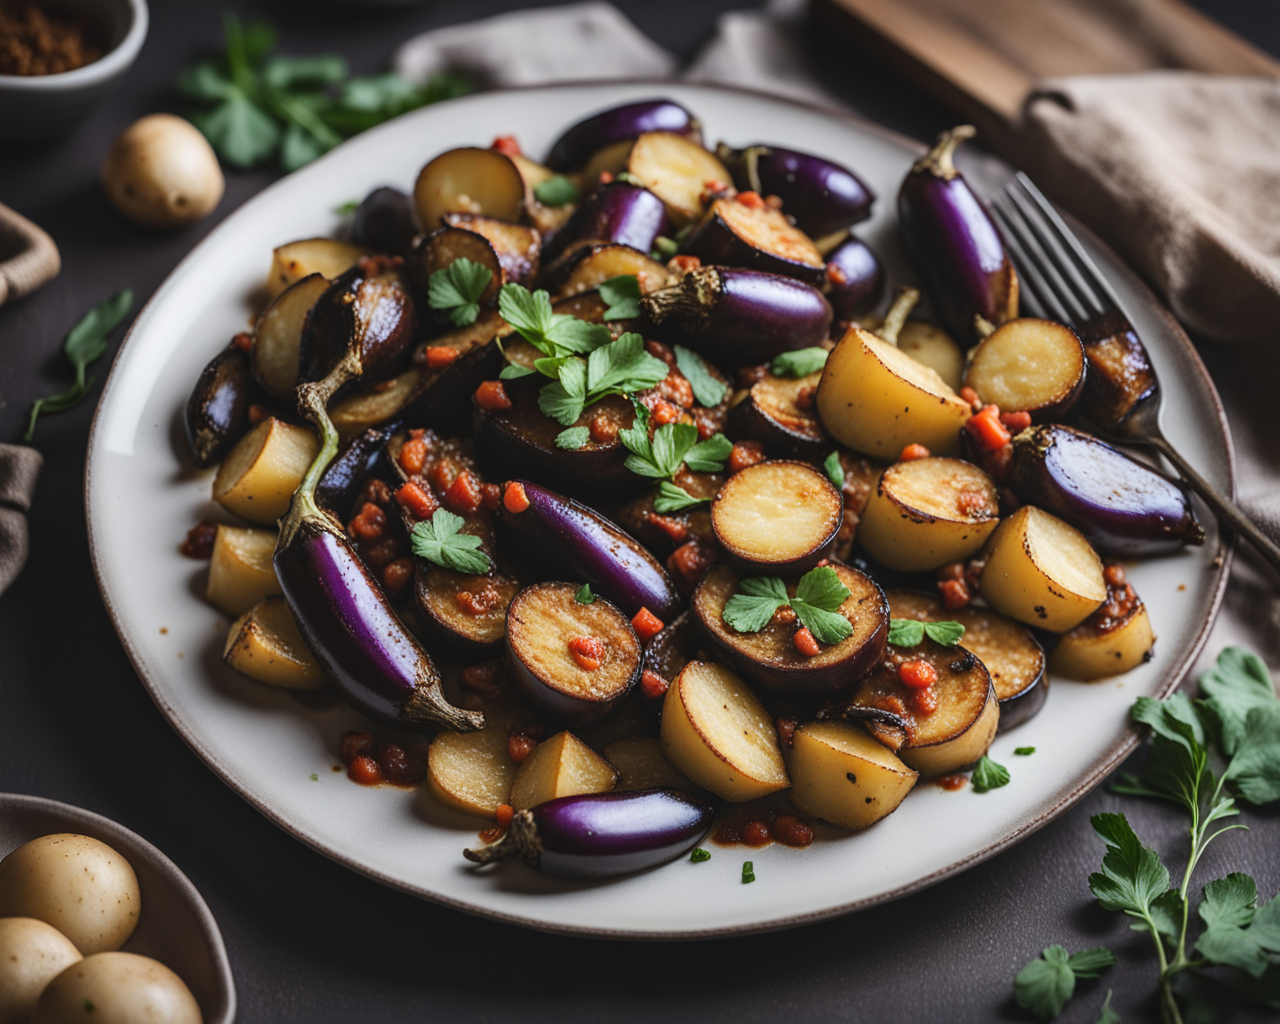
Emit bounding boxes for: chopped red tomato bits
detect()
[898,659,938,690]
[395,480,438,521]
[348,502,387,541]
[479,482,502,511]
[645,512,689,545]
[650,399,680,425]
[398,436,428,475]
[826,263,849,287]
[999,409,1032,432]
[959,386,981,409]
[490,134,521,156]
[598,170,614,185]
[965,404,1012,453]
[180,521,218,559]
[495,804,515,829]
[444,469,482,514]
[641,670,670,701]
[382,558,413,595]
[735,190,766,209]
[793,627,821,658]
[900,443,931,462]
[631,607,664,642]
[503,481,530,514]
[340,731,375,765]
[667,541,715,589]
[568,635,605,671]
[424,346,459,370]
[670,254,701,273]
[727,440,766,474]
[230,331,253,353]
[348,755,383,786]
[938,577,971,609]
[508,733,537,763]
[474,380,512,411]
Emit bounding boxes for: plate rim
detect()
[84,80,1235,940]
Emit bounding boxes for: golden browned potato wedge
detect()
[252,273,329,398]
[857,457,999,571]
[964,318,1085,421]
[329,367,425,441]
[980,505,1106,632]
[660,661,789,802]
[212,417,319,525]
[1050,569,1155,679]
[602,736,699,793]
[206,524,281,616]
[223,597,325,690]
[815,326,972,458]
[790,720,918,829]
[427,711,517,819]
[509,731,618,810]
[858,316,964,393]
[267,238,367,299]
[626,131,731,225]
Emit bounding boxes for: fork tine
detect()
[1004,185,1107,319]
[989,201,1058,321]
[991,194,1086,324]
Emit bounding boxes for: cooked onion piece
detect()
[887,590,1046,731]
[816,326,972,458]
[505,582,641,727]
[252,272,328,398]
[267,238,367,299]
[223,596,326,690]
[660,660,789,802]
[693,562,887,702]
[726,370,829,462]
[428,711,517,819]
[603,736,700,793]
[857,457,999,571]
[790,720,918,829]
[509,731,618,810]
[414,147,526,231]
[980,506,1107,632]
[964,318,1085,420]
[1050,572,1155,680]
[206,524,281,617]
[626,131,731,225]
[710,460,842,575]
[212,417,319,525]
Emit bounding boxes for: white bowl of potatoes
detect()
[0,794,234,1024]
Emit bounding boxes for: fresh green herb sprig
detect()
[533,175,579,207]
[410,509,491,574]
[722,566,853,645]
[177,13,470,171]
[771,347,829,378]
[574,584,594,604]
[674,345,728,407]
[25,289,134,441]
[428,256,492,327]
[823,450,844,489]
[619,403,732,512]
[598,275,641,320]
[971,755,1010,793]
[1016,645,1280,1022]
[1015,946,1117,1021]
[887,618,965,647]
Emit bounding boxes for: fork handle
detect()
[1149,434,1280,576]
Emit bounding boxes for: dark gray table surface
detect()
[2,2,1278,1021]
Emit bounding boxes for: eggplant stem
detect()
[913,125,976,180]
[874,286,921,347]
[973,314,997,340]
[642,267,719,331]
[463,811,542,868]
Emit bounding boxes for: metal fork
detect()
[989,172,1280,575]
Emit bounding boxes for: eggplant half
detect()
[1074,311,1160,432]
[641,610,706,705]
[407,220,539,318]
[351,186,417,256]
[726,369,829,462]
[615,470,721,558]
[315,423,398,519]
[682,197,826,285]
[464,788,713,877]
[824,235,885,325]
[642,267,833,365]
[543,181,671,262]
[715,143,874,237]
[1008,424,1203,556]
[185,344,260,469]
[545,98,701,172]
[541,243,668,300]
[693,561,888,702]
[505,581,642,726]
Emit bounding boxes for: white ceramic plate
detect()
[87,82,1232,938]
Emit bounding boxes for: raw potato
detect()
[32,952,200,1024]
[427,713,517,819]
[206,525,281,617]
[0,918,83,1024]
[602,736,698,793]
[101,114,223,228]
[790,721,918,829]
[857,457,999,571]
[212,417,319,525]
[627,131,731,225]
[1050,602,1155,680]
[963,318,1085,420]
[267,238,367,299]
[0,836,139,956]
[509,732,618,809]
[223,597,326,690]
[816,326,972,458]
[980,506,1106,632]
[252,273,328,398]
[660,661,789,802]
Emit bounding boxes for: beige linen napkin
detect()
[0,444,42,596]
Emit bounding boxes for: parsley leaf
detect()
[1198,646,1278,757]
[428,256,493,327]
[794,566,849,611]
[1194,874,1278,977]
[26,289,134,441]
[924,621,965,646]
[653,480,709,514]
[771,347,829,378]
[674,345,728,407]
[823,450,844,489]
[887,619,925,647]
[586,333,667,393]
[1014,945,1116,1022]
[1095,990,1120,1024]
[1222,704,1280,805]
[971,755,1010,793]
[722,568,852,645]
[690,847,711,863]
[575,584,594,604]
[651,236,679,260]
[410,509,491,575]
[599,275,642,320]
[556,426,590,450]
[1015,746,1037,756]
[1088,813,1171,929]
[498,285,559,353]
[533,175,580,207]
[684,433,733,473]
[722,577,790,634]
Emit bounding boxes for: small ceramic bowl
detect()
[0,793,235,1024]
[0,0,149,146]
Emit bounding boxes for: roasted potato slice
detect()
[223,597,325,689]
[414,147,526,231]
[427,710,517,819]
[252,273,329,398]
[790,720,918,829]
[509,731,618,809]
[626,131,731,226]
[212,417,319,525]
[206,524,281,617]
[267,238,367,299]
[964,318,1085,421]
[1049,569,1155,680]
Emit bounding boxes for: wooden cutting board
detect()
[810,0,1280,146]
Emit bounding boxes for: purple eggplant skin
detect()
[824,235,885,325]
[351,187,417,256]
[716,143,874,237]
[1008,424,1204,555]
[464,789,713,877]
[642,266,833,366]
[543,182,671,263]
[185,345,261,468]
[315,422,399,519]
[545,99,700,172]
[897,126,1018,344]
[495,480,681,621]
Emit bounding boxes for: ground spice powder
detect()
[0,4,103,76]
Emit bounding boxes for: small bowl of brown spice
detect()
[0,0,148,146]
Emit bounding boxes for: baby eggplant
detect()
[545,98,700,172]
[897,126,1018,344]
[715,143,874,237]
[1007,424,1203,555]
[185,343,260,469]
[824,235,885,325]
[642,267,832,365]
[727,369,829,463]
[464,788,713,877]
[495,480,681,621]
[1075,311,1159,432]
[351,186,416,256]
[543,181,671,262]
[682,197,826,286]
[315,423,398,518]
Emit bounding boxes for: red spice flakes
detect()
[568,635,605,671]
[727,440,766,474]
[631,607,664,643]
[474,380,512,412]
[348,502,387,541]
[490,135,522,157]
[900,443,930,462]
[180,521,218,559]
[793,627,821,658]
[640,670,670,701]
[503,481,530,514]
[394,480,438,521]
[898,659,937,690]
